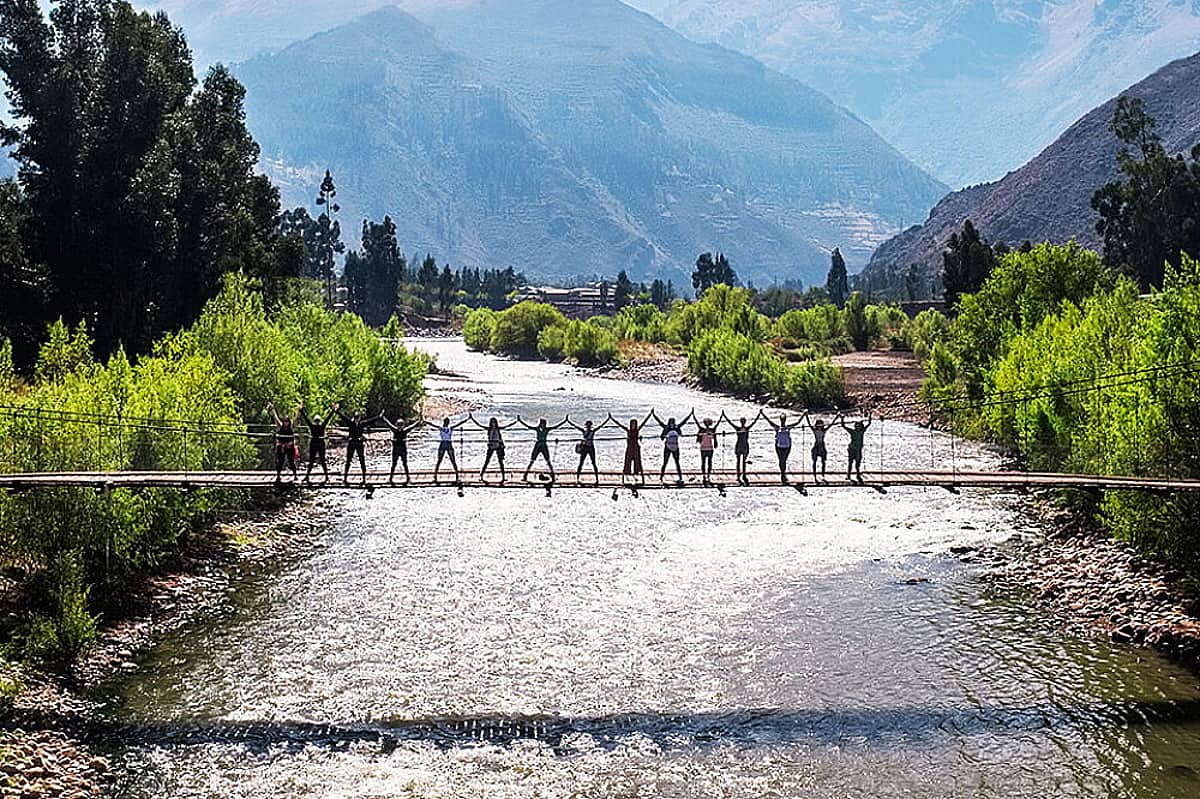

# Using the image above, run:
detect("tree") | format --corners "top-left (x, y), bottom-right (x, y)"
top-left (942, 220), bottom-right (998, 311)
top-left (314, 170), bottom-right (343, 306)
top-left (649, 278), bottom-right (675, 311)
top-left (438, 265), bottom-right (455, 313)
top-left (613, 270), bottom-right (634, 310)
top-left (692, 252), bottom-right (737, 296)
top-left (826, 248), bottom-right (849, 308)
top-left (344, 216), bottom-right (405, 326)
top-left (417, 254), bottom-right (440, 309)
top-left (905, 264), bottom-right (923, 303)
top-left (844, 291), bottom-right (871, 351)
top-left (0, 180), bottom-right (46, 366)
top-left (1092, 96), bottom-right (1200, 289)
top-left (0, 0), bottom-right (286, 356)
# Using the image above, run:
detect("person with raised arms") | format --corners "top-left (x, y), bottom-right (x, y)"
top-left (432, 416), bottom-right (468, 484)
top-left (653, 411), bottom-right (690, 484)
top-left (333, 404), bottom-right (382, 484)
top-left (520, 416), bottom-right (570, 483)
top-left (765, 413), bottom-right (798, 484)
top-left (722, 411), bottom-right (756, 486)
top-left (568, 417), bottom-right (606, 482)
top-left (476, 415), bottom-right (519, 483)
top-left (696, 417), bottom-right (720, 485)
top-left (611, 411), bottom-right (655, 484)
top-left (841, 413), bottom-right (873, 483)
top-left (297, 401), bottom-right (335, 483)
top-left (806, 412), bottom-right (837, 483)
top-left (267, 401), bottom-right (299, 483)
top-left (379, 412), bottom-right (424, 485)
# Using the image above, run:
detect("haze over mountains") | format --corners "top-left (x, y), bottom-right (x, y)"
top-left (650, 0), bottom-right (1200, 187)
top-left (864, 50), bottom-right (1200, 284)
top-left (228, 0), bottom-right (945, 285)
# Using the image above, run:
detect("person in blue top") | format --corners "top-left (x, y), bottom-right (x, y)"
top-left (656, 414), bottom-right (684, 483)
top-left (766, 414), bottom-right (798, 484)
top-left (521, 416), bottom-right (568, 482)
top-left (433, 417), bottom-right (467, 483)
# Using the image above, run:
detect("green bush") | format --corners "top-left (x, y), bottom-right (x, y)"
top-left (463, 307), bottom-right (497, 351)
top-left (615, 304), bottom-right (668, 342)
top-left (490, 301), bottom-right (566, 357)
top-left (0, 273), bottom-right (428, 662)
top-left (537, 324), bottom-right (567, 362)
top-left (564, 320), bottom-right (619, 367)
top-left (687, 328), bottom-right (843, 408)
top-left (909, 309), bottom-right (951, 361)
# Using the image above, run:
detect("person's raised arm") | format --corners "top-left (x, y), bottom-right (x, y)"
top-left (609, 413), bottom-right (630, 432)
top-left (651, 410), bottom-right (664, 428)
top-left (863, 414), bottom-right (873, 431)
top-left (641, 410), bottom-right (656, 430)
top-left (550, 416), bottom-right (571, 431)
top-left (681, 409), bottom-right (697, 428)
top-left (467, 413), bottom-right (487, 429)
top-left (332, 404), bottom-right (351, 425)
top-left (516, 416), bottom-right (537, 430)
top-left (267, 401), bottom-right (282, 427)
top-left (451, 417), bottom-right (472, 430)
top-left (297, 403), bottom-right (311, 427)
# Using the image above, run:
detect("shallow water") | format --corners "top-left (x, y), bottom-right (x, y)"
top-left (99, 340), bottom-right (1200, 798)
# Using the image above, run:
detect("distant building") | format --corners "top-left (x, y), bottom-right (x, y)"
top-left (515, 284), bottom-right (611, 319)
top-left (899, 300), bottom-right (946, 318)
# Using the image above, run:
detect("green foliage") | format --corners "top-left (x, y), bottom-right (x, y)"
top-left (826, 248), bottom-right (849, 308)
top-left (537, 325), bottom-right (567, 362)
top-left (908, 309), bottom-right (951, 361)
top-left (0, 276), bottom-right (426, 662)
top-left (463, 308), bottom-right (498, 351)
top-left (942, 220), bottom-right (998, 311)
top-left (614, 304), bottom-right (668, 343)
top-left (687, 329), bottom-right (844, 409)
top-left (692, 252), bottom-right (737, 297)
top-left (564, 320), bottom-right (618, 367)
top-left (665, 285), bottom-right (768, 346)
top-left (844, 292), bottom-right (872, 351)
top-left (489, 302), bottom-right (567, 357)
top-left (776, 305), bottom-right (848, 352)
top-left (0, 4), bottom-right (285, 357)
top-left (927, 246), bottom-right (1200, 578)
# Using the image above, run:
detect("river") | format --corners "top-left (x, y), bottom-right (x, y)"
top-left (97, 339), bottom-right (1200, 798)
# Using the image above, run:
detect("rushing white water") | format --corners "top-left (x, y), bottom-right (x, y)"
top-left (102, 340), bottom-right (1200, 798)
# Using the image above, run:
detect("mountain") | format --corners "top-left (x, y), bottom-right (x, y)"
top-left (860, 51), bottom-right (1200, 284)
top-left (651, 0), bottom-right (1200, 187)
top-left (232, 1), bottom-right (947, 285)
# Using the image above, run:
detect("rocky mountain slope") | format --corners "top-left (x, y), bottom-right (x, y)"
top-left (652, 0), bottom-right (1200, 187)
top-left (232, 1), bottom-right (947, 284)
top-left (861, 51), bottom-right (1200, 283)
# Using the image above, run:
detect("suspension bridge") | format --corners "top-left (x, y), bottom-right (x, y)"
top-left (0, 358), bottom-right (1195, 496)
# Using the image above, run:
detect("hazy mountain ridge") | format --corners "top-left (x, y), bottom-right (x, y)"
top-left (654, 0), bottom-right (1200, 186)
top-left (231, 0), bottom-right (947, 284)
top-left (861, 50), bottom-right (1200, 283)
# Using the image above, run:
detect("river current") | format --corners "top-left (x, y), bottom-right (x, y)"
top-left (99, 339), bottom-right (1200, 798)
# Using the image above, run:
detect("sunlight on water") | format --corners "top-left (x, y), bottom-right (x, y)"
top-left (102, 341), bottom-right (1200, 798)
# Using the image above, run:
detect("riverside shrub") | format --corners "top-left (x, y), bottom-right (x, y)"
top-left (925, 245), bottom-right (1200, 578)
top-left (687, 329), bottom-right (843, 408)
top-left (0, 273), bottom-right (428, 661)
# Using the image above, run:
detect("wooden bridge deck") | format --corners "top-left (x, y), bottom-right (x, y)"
top-left (0, 470), bottom-right (1195, 494)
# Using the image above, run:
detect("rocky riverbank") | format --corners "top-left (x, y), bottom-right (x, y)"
top-left (985, 500), bottom-right (1200, 669)
top-left (0, 495), bottom-right (337, 797)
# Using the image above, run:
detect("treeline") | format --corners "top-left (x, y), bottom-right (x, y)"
top-left (341, 215), bottom-right (524, 325)
top-left (0, 1), bottom-right (300, 366)
top-left (0, 275), bottom-right (428, 660)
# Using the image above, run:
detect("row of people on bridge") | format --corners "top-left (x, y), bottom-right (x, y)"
top-left (267, 403), bottom-right (874, 486)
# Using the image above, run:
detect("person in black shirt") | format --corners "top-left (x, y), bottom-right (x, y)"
top-left (333, 403), bottom-right (381, 484)
top-left (298, 402), bottom-right (334, 483)
top-left (267, 402), bottom-right (299, 483)
top-left (379, 412), bottom-right (423, 484)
